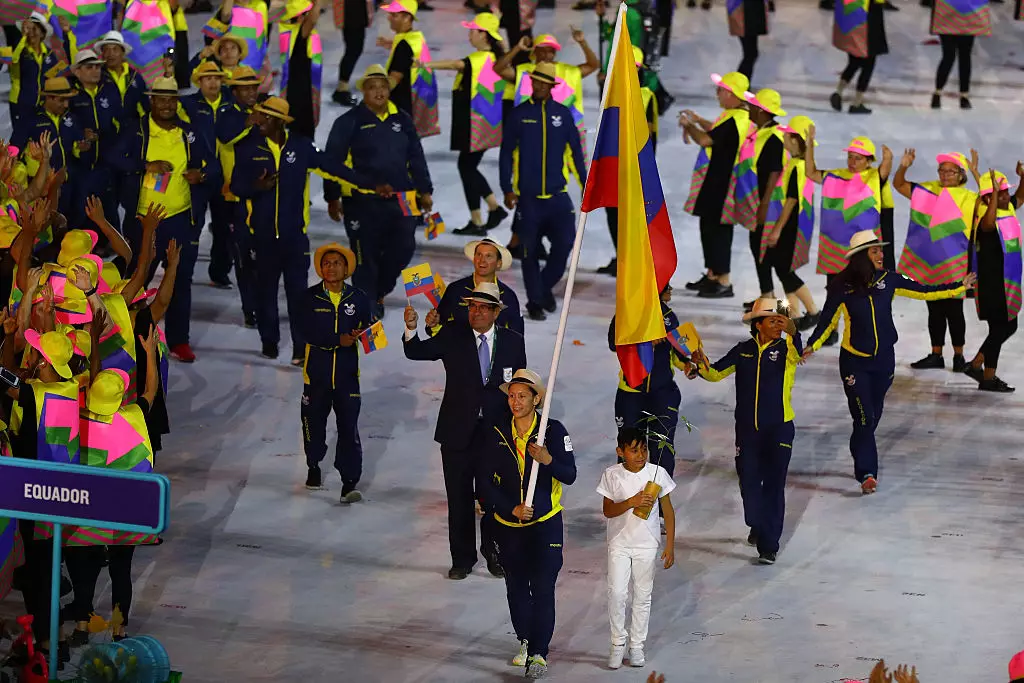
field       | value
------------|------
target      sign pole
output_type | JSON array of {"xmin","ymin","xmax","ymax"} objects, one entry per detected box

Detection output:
[{"xmin": 49, "ymin": 523, "xmax": 62, "ymax": 680}]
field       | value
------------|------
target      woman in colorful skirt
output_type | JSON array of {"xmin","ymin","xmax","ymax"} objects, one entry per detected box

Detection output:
[
  {"xmin": 963, "ymin": 169, "xmax": 1024, "ymax": 393},
  {"xmin": 929, "ymin": 0, "xmax": 990, "ymax": 109},
  {"xmin": 892, "ymin": 149, "xmax": 980, "ymax": 372},
  {"xmin": 679, "ymin": 71, "xmax": 755, "ymax": 299},
  {"xmin": 379, "ymin": 0, "xmax": 440, "ymax": 137},
  {"xmin": 829, "ymin": 0, "xmax": 888, "ymax": 114},
  {"xmin": 804, "ymin": 128, "xmax": 893, "ymax": 301},
  {"xmin": 804, "ymin": 230, "xmax": 975, "ymax": 495},
  {"xmin": 728, "ymin": 0, "xmax": 769, "ymax": 80},
  {"xmin": 430, "ymin": 13, "xmax": 506, "ymax": 236},
  {"xmin": 279, "ymin": 0, "xmax": 324, "ymax": 139},
  {"xmin": 761, "ymin": 115, "xmax": 820, "ymax": 330},
  {"xmin": 734, "ymin": 88, "xmax": 785, "ymax": 309}
]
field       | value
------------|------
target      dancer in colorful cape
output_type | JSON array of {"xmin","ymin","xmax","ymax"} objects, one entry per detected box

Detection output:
[
  {"xmin": 500, "ymin": 63, "xmax": 586, "ymax": 322},
  {"xmin": 430, "ymin": 12, "xmax": 507, "ymax": 236},
  {"xmin": 379, "ymin": 0, "xmax": 440, "ymax": 137},
  {"xmin": 734, "ymin": 88, "xmax": 785, "ymax": 309},
  {"xmin": 803, "ymin": 230, "xmax": 975, "ymax": 494},
  {"xmin": 216, "ymin": 66, "xmax": 263, "ymax": 328},
  {"xmin": 679, "ymin": 71, "xmax": 754, "ymax": 299},
  {"xmin": 279, "ymin": 0, "xmax": 324, "ymax": 139},
  {"xmin": 477, "ymin": 369, "xmax": 576, "ymax": 679},
  {"xmin": 829, "ymin": 0, "xmax": 888, "ymax": 114},
  {"xmin": 608, "ymin": 284, "xmax": 689, "ymax": 477},
  {"xmin": 893, "ymin": 149, "xmax": 980, "ymax": 372},
  {"xmin": 300, "ymin": 243, "xmax": 372, "ymax": 499},
  {"xmin": 804, "ymin": 128, "xmax": 893, "ymax": 303},
  {"xmin": 323, "ymin": 64, "xmax": 434, "ymax": 320},
  {"xmin": 760, "ymin": 115, "xmax": 820, "ymax": 330},
  {"xmin": 231, "ymin": 97, "xmax": 345, "ymax": 364},
  {"xmin": 201, "ymin": 0, "xmax": 270, "ymax": 73},
  {"xmin": 598, "ymin": 426, "xmax": 675, "ymax": 670},
  {"xmin": 427, "ymin": 237, "xmax": 524, "ymax": 335},
  {"xmin": 117, "ymin": 0, "xmax": 180, "ymax": 87},
  {"xmin": 929, "ymin": 0, "xmax": 989, "ymax": 109},
  {"xmin": 331, "ymin": 0, "xmax": 373, "ymax": 106},
  {"xmin": 728, "ymin": 0, "xmax": 769, "ymax": 79},
  {"xmin": 94, "ymin": 30, "xmax": 148, "ymax": 123},
  {"xmin": 179, "ymin": 61, "xmax": 235, "ymax": 290},
  {"xmin": 962, "ymin": 169, "xmax": 1024, "ymax": 393},
  {"xmin": 689, "ymin": 297, "xmax": 800, "ymax": 564}
]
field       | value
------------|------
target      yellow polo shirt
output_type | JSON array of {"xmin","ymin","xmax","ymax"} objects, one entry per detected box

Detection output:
[
  {"xmin": 138, "ymin": 117, "xmax": 190, "ymax": 218},
  {"xmin": 511, "ymin": 413, "xmax": 537, "ymax": 477}
]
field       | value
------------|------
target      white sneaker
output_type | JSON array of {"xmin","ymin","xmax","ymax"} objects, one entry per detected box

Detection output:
[
  {"xmin": 511, "ymin": 640, "xmax": 529, "ymax": 667},
  {"xmin": 628, "ymin": 647, "xmax": 646, "ymax": 667},
  {"xmin": 608, "ymin": 644, "xmax": 626, "ymax": 669},
  {"xmin": 525, "ymin": 654, "xmax": 548, "ymax": 678}
]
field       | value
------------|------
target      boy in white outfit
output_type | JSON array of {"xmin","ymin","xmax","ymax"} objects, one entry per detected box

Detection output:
[{"xmin": 596, "ymin": 426, "xmax": 676, "ymax": 670}]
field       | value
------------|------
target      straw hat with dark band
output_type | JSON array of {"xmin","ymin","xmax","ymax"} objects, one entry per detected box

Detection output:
[
  {"xmin": 227, "ymin": 65, "xmax": 261, "ymax": 86},
  {"xmin": 314, "ymin": 242, "xmax": 356, "ymax": 280},
  {"xmin": 529, "ymin": 62, "xmax": 557, "ymax": 85},
  {"xmin": 845, "ymin": 230, "xmax": 890, "ymax": 259},
  {"xmin": 41, "ymin": 78, "xmax": 76, "ymax": 98},
  {"xmin": 145, "ymin": 77, "xmax": 180, "ymax": 97},
  {"xmin": 461, "ymin": 282, "xmax": 505, "ymax": 309},
  {"xmin": 742, "ymin": 298, "xmax": 792, "ymax": 323},
  {"xmin": 500, "ymin": 369, "xmax": 546, "ymax": 402},
  {"xmin": 356, "ymin": 64, "xmax": 395, "ymax": 89},
  {"xmin": 212, "ymin": 34, "xmax": 249, "ymax": 61},
  {"xmin": 192, "ymin": 61, "xmax": 227, "ymax": 85},
  {"xmin": 254, "ymin": 96, "xmax": 294, "ymax": 123}
]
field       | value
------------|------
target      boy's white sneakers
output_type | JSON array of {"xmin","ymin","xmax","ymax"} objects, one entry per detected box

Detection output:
[
  {"xmin": 628, "ymin": 647, "xmax": 646, "ymax": 667},
  {"xmin": 608, "ymin": 644, "xmax": 626, "ymax": 669},
  {"xmin": 511, "ymin": 640, "xmax": 529, "ymax": 667}
]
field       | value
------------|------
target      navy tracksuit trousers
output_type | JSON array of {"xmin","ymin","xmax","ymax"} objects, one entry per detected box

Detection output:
[
  {"xmin": 344, "ymin": 194, "xmax": 416, "ymax": 305},
  {"xmin": 301, "ymin": 380, "xmax": 363, "ymax": 486},
  {"xmin": 199, "ymin": 194, "xmax": 234, "ymax": 283},
  {"xmin": 127, "ymin": 210, "xmax": 198, "ymax": 347},
  {"xmin": 614, "ymin": 384, "xmax": 682, "ymax": 476},
  {"xmin": 517, "ymin": 193, "xmax": 575, "ymax": 309},
  {"xmin": 496, "ymin": 513, "xmax": 564, "ymax": 659},
  {"xmin": 253, "ymin": 235, "xmax": 309, "ymax": 353},
  {"xmin": 838, "ymin": 352, "xmax": 894, "ymax": 483},
  {"xmin": 229, "ymin": 202, "xmax": 258, "ymax": 319},
  {"xmin": 735, "ymin": 421, "xmax": 794, "ymax": 555}
]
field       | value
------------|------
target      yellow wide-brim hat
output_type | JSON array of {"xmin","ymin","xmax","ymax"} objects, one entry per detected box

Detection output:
[
  {"xmin": 710, "ymin": 71, "xmax": 750, "ymax": 100},
  {"xmin": 25, "ymin": 329, "xmax": 74, "ymax": 379}
]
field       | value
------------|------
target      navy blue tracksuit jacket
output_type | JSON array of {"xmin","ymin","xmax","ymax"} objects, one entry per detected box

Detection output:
[
  {"xmin": 498, "ymin": 97, "xmax": 586, "ymax": 198},
  {"xmin": 301, "ymin": 281, "xmax": 373, "ymax": 388}
]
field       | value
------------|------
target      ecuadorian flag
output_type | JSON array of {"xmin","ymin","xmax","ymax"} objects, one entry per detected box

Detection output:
[
  {"xmin": 402, "ymin": 262, "xmax": 441, "ymax": 307},
  {"xmin": 580, "ymin": 9, "xmax": 676, "ymax": 388},
  {"xmin": 360, "ymin": 321, "xmax": 387, "ymax": 354}
]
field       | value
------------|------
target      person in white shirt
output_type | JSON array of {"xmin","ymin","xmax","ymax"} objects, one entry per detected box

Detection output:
[{"xmin": 596, "ymin": 427, "xmax": 676, "ymax": 670}]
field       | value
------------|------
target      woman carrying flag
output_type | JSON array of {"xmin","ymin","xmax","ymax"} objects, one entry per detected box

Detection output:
[
  {"xmin": 429, "ymin": 13, "xmax": 506, "ymax": 236},
  {"xmin": 892, "ymin": 149, "xmax": 980, "ymax": 372},
  {"xmin": 803, "ymin": 230, "xmax": 975, "ymax": 494},
  {"xmin": 760, "ymin": 115, "xmax": 820, "ymax": 330},
  {"xmin": 688, "ymin": 298, "xmax": 801, "ymax": 565},
  {"xmin": 963, "ymin": 168, "xmax": 1024, "ymax": 393},
  {"xmin": 299, "ymin": 242, "xmax": 373, "ymax": 500}
]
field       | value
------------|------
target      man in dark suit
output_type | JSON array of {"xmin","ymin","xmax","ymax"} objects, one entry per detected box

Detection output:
[{"xmin": 404, "ymin": 282, "xmax": 527, "ymax": 580}]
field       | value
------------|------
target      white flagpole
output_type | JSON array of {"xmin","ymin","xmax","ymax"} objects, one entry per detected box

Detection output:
[{"xmin": 524, "ymin": 1, "xmax": 629, "ymax": 508}]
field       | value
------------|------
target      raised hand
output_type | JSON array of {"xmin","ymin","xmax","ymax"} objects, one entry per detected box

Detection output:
[
  {"xmin": 571, "ymin": 25, "xmax": 585, "ymax": 43},
  {"xmin": 166, "ymin": 238, "xmax": 181, "ymax": 268},
  {"xmin": 899, "ymin": 148, "xmax": 915, "ymax": 169},
  {"xmin": 1016, "ymin": 160, "xmax": 1024, "ymax": 179},
  {"xmin": 140, "ymin": 202, "xmax": 167, "ymax": 233},
  {"xmin": 0, "ymin": 307, "xmax": 18, "ymax": 336},
  {"xmin": 516, "ymin": 35, "xmax": 532, "ymax": 51},
  {"xmin": 962, "ymin": 272, "xmax": 977, "ymax": 289},
  {"xmin": 892, "ymin": 664, "xmax": 919, "ymax": 683},
  {"xmin": 404, "ymin": 305, "xmax": 418, "ymax": 330},
  {"xmin": 85, "ymin": 195, "xmax": 106, "ymax": 227},
  {"xmin": 868, "ymin": 660, "xmax": 892, "ymax": 683},
  {"xmin": 881, "ymin": 145, "xmax": 893, "ymax": 163},
  {"xmin": 968, "ymin": 148, "xmax": 980, "ymax": 176},
  {"xmin": 70, "ymin": 264, "xmax": 92, "ymax": 292},
  {"xmin": 139, "ymin": 323, "xmax": 158, "ymax": 356}
]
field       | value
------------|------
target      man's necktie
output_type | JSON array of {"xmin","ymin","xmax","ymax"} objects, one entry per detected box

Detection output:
[{"xmin": 478, "ymin": 334, "xmax": 490, "ymax": 384}]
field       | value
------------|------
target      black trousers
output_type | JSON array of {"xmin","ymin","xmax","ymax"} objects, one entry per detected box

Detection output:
[
  {"xmin": 18, "ymin": 524, "xmax": 52, "ymax": 642},
  {"xmin": 457, "ymin": 151, "xmax": 493, "ymax": 212},
  {"xmin": 700, "ymin": 215, "xmax": 734, "ymax": 275},
  {"xmin": 301, "ymin": 381, "xmax": 362, "ymax": 486},
  {"xmin": 979, "ymin": 317, "xmax": 1018, "ymax": 369},
  {"xmin": 63, "ymin": 546, "xmax": 137, "ymax": 626},
  {"xmin": 441, "ymin": 426, "xmax": 496, "ymax": 570},
  {"xmin": 606, "ymin": 207, "xmax": 619, "ymax": 253},
  {"xmin": 935, "ymin": 35, "xmax": 974, "ymax": 93},
  {"xmin": 497, "ymin": 514, "xmax": 563, "ymax": 658},
  {"xmin": 750, "ymin": 227, "xmax": 774, "ymax": 293},
  {"xmin": 339, "ymin": 23, "xmax": 366, "ymax": 83},
  {"xmin": 345, "ymin": 195, "xmax": 417, "ymax": 303},
  {"xmin": 764, "ymin": 246, "xmax": 805, "ymax": 293},
  {"xmin": 926, "ymin": 298, "xmax": 966, "ymax": 348},
  {"xmin": 739, "ymin": 35, "xmax": 759, "ymax": 80},
  {"xmin": 840, "ymin": 54, "xmax": 877, "ymax": 92}
]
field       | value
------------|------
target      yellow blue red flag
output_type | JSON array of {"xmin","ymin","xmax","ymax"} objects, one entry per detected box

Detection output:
[
  {"xmin": 580, "ymin": 14, "xmax": 676, "ymax": 388},
  {"xmin": 402, "ymin": 262, "xmax": 441, "ymax": 307},
  {"xmin": 360, "ymin": 321, "xmax": 388, "ymax": 354}
]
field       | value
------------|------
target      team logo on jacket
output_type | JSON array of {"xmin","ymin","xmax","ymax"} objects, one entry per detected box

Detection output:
[
  {"xmin": 62, "ymin": 116, "xmax": 73, "ymax": 128},
  {"xmin": 768, "ymin": 350, "xmax": 779, "ymax": 362},
  {"xmin": 615, "ymin": 416, "xmax": 624, "ymax": 427},
  {"xmin": 186, "ymin": 131, "xmax": 196, "ymax": 144},
  {"xmin": 844, "ymin": 374, "xmax": 856, "ymax": 387},
  {"xmin": 285, "ymin": 150, "xmax": 297, "ymax": 164},
  {"xmin": 391, "ymin": 122, "xmax": 402, "ymax": 133},
  {"xmin": 343, "ymin": 303, "xmax": 355, "ymax": 316},
  {"xmin": 349, "ymin": 220, "xmax": 360, "ymax": 232},
  {"xmin": 503, "ymin": 367, "xmax": 513, "ymax": 382},
  {"xmin": 551, "ymin": 115, "xmax": 562, "ymax": 127},
  {"xmin": 99, "ymin": 97, "xmax": 109, "ymax": 109},
  {"xmin": 563, "ymin": 435, "xmax": 573, "ymax": 451},
  {"xmin": 875, "ymin": 280, "xmax": 886, "ymax": 290}
]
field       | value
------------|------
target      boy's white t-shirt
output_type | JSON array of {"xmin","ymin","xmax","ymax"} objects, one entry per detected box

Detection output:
[{"xmin": 596, "ymin": 462, "xmax": 676, "ymax": 550}]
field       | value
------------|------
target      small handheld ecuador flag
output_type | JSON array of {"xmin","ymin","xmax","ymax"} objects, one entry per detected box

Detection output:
[
  {"xmin": 402, "ymin": 263, "xmax": 442, "ymax": 307},
  {"xmin": 396, "ymin": 191, "xmax": 420, "ymax": 217},
  {"xmin": 667, "ymin": 321, "xmax": 701, "ymax": 357},
  {"xmin": 425, "ymin": 212, "xmax": 445, "ymax": 240},
  {"xmin": 143, "ymin": 172, "xmax": 171, "ymax": 194},
  {"xmin": 581, "ymin": 10, "xmax": 676, "ymax": 388},
  {"xmin": 360, "ymin": 321, "xmax": 388, "ymax": 354}
]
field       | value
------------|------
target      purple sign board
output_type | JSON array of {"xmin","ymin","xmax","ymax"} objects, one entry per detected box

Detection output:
[{"xmin": 0, "ymin": 458, "xmax": 169, "ymax": 534}]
